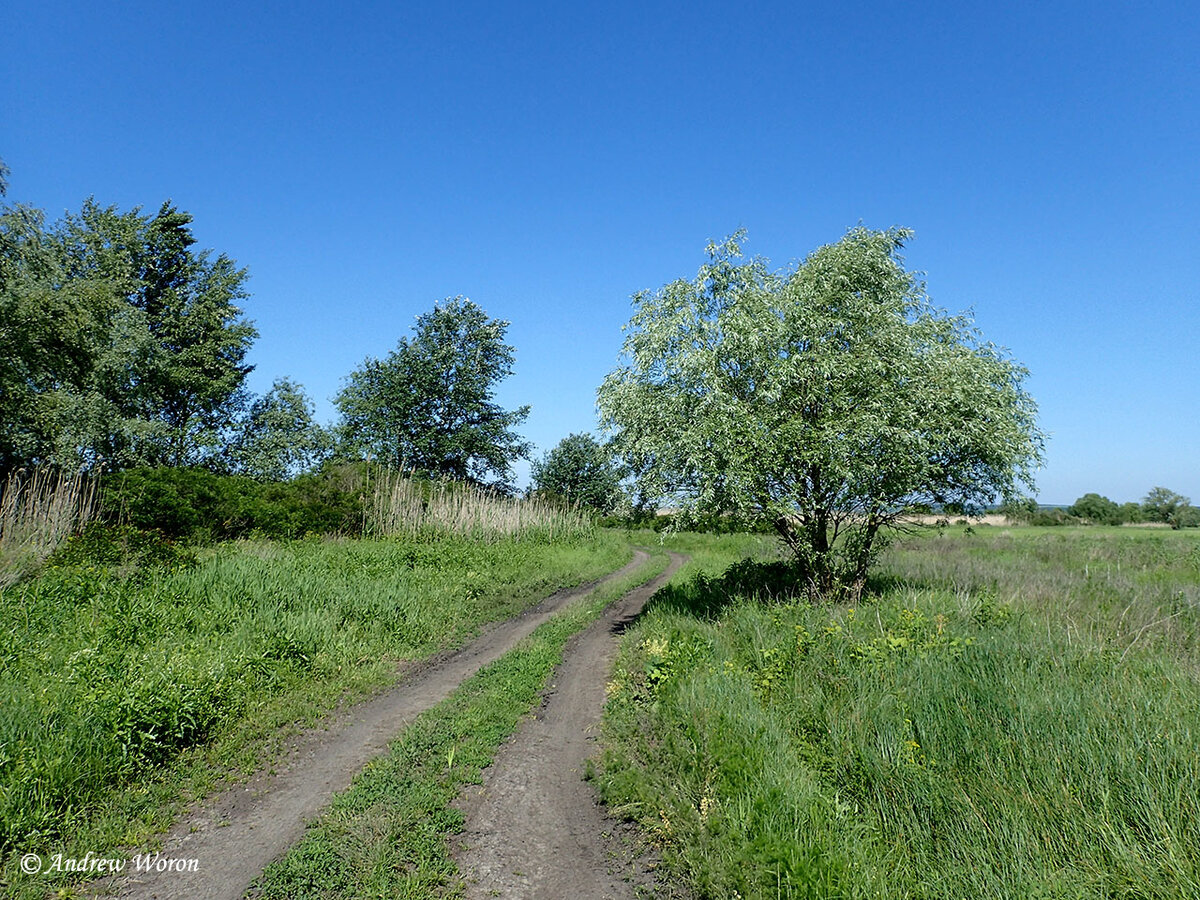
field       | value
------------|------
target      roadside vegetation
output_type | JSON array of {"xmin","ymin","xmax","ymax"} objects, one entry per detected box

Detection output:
[
  {"xmin": 0, "ymin": 522, "xmax": 627, "ymax": 890},
  {"xmin": 252, "ymin": 544, "xmax": 676, "ymax": 900},
  {"xmin": 596, "ymin": 525, "xmax": 1200, "ymax": 898}
]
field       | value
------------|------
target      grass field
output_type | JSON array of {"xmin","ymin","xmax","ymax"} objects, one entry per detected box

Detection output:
[
  {"xmin": 597, "ymin": 526, "xmax": 1200, "ymax": 898},
  {"xmin": 0, "ymin": 528, "xmax": 628, "ymax": 890}
]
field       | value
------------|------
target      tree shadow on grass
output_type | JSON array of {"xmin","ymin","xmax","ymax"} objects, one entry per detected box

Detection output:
[
  {"xmin": 638, "ymin": 557, "xmax": 810, "ymax": 622},
  {"xmin": 633, "ymin": 560, "xmax": 949, "ymax": 629}
]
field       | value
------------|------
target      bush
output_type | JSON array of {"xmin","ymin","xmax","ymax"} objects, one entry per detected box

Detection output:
[
  {"xmin": 47, "ymin": 523, "xmax": 196, "ymax": 572},
  {"xmin": 98, "ymin": 466, "xmax": 367, "ymax": 544}
]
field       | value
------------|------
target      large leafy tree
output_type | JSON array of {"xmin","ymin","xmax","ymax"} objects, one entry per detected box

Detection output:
[
  {"xmin": 1142, "ymin": 487, "xmax": 1193, "ymax": 528},
  {"xmin": 1068, "ymin": 493, "xmax": 1121, "ymax": 525},
  {"xmin": 598, "ymin": 228, "xmax": 1044, "ymax": 599},
  {"xmin": 0, "ymin": 198, "xmax": 256, "ymax": 473},
  {"xmin": 229, "ymin": 377, "xmax": 332, "ymax": 481},
  {"xmin": 531, "ymin": 432, "xmax": 621, "ymax": 513},
  {"xmin": 335, "ymin": 297, "xmax": 531, "ymax": 487}
]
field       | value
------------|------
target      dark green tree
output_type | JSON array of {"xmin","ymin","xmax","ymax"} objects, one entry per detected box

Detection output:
[
  {"xmin": 531, "ymin": 433, "xmax": 621, "ymax": 513},
  {"xmin": 335, "ymin": 297, "xmax": 531, "ymax": 487},
  {"xmin": 1117, "ymin": 501, "xmax": 1144, "ymax": 524},
  {"xmin": 1140, "ymin": 487, "xmax": 1198, "ymax": 529},
  {"xmin": 0, "ymin": 198, "xmax": 257, "ymax": 473},
  {"xmin": 229, "ymin": 378, "xmax": 332, "ymax": 481},
  {"xmin": 1068, "ymin": 493, "xmax": 1121, "ymax": 525},
  {"xmin": 1142, "ymin": 487, "xmax": 1190, "ymax": 526},
  {"xmin": 57, "ymin": 200, "xmax": 258, "ymax": 467}
]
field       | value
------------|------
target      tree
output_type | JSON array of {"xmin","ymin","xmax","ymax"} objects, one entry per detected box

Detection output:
[
  {"xmin": 531, "ymin": 432, "xmax": 621, "ymax": 513},
  {"xmin": 0, "ymin": 198, "xmax": 256, "ymax": 473},
  {"xmin": 229, "ymin": 378, "xmax": 332, "ymax": 481},
  {"xmin": 1142, "ymin": 487, "xmax": 1193, "ymax": 528},
  {"xmin": 335, "ymin": 297, "xmax": 531, "ymax": 487},
  {"xmin": 1068, "ymin": 493, "xmax": 1120, "ymax": 525},
  {"xmin": 598, "ymin": 228, "xmax": 1044, "ymax": 600},
  {"xmin": 56, "ymin": 200, "xmax": 258, "ymax": 467},
  {"xmin": 1117, "ymin": 501, "xmax": 1144, "ymax": 524}
]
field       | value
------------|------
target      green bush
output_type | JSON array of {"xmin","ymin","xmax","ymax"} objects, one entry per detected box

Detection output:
[
  {"xmin": 47, "ymin": 523, "xmax": 196, "ymax": 572},
  {"xmin": 98, "ymin": 466, "xmax": 366, "ymax": 543}
]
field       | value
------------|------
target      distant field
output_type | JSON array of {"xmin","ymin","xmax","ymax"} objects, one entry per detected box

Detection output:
[{"xmin": 598, "ymin": 526, "xmax": 1200, "ymax": 898}]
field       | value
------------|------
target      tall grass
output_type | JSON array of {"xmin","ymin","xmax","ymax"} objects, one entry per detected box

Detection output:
[
  {"xmin": 0, "ymin": 531, "xmax": 627, "ymax": 860},
  {"xmin": 0, "ymin": 469, "xmax": 96, "ymax": 586},
  {"xmin": 881, "ymin": 526, "xmax": 1200, "ymax": 665},
  {"xmin": 597, "ymin": 527, "xmax": 1200, "ymax": 898},
  {"xmin": 367, "ymin": 471, "xmax": 594, "ymax": 542}
]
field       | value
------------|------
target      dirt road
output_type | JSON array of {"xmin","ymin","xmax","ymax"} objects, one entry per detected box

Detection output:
[
  {"xmin": 453, "ymin": 551, "xmax": 687, "ymax": 899},
  {"xmin": 100, "ymin": 551, "xmax": 651, "ymax": 900}
]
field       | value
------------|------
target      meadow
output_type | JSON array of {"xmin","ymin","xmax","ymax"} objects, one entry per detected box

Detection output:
[
  {"xmin": 597, "ymin": 526, "xmax": 1200, "ymax": 899},
  {"xmin": 0, "ymin": 524, "xmax": 628, "ymax": 881}
]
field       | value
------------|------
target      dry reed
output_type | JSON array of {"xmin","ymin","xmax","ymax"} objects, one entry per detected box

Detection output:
[
  {"xmin": 366, "ymin": 471, "xmax": 592, "ymax": 542},
  {"xmin": 0, "ymin": 469, "xmax": 97, "ymax": 586}
]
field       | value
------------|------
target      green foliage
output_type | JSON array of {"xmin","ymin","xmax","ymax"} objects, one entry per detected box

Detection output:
[
  {"xmin": 598, "ymin": 228, "xmax": 1044, "ymax": 600},
  {"xmin": 47, "ymin": 522, "xmax": 196, "ymax": 572},
  {"xmin": 598, "ymin": 529, "xmax": 1200, "ymax": 898},
  {"xmin": 998, "ymin": 496, "xmax": 1038, "ymax": 523},
  {"xmin": 99, "ymin": 466, "xmax": 364, "ymax": 542},
  {"xmin": 1118, "ymin": 501, "xmax": 1145, "ymax": 524},
  {"xmin": 254, "ymin": 547, "xmax": 668, "ymax": 900},
  {"xmin": 1026, "ymin": 506, "xmax": 1079, "ymax": 526},
  {"xmin": 530, "ymin": 432, "xmax": 621, "ymax": 513},
  {"xmin": 0, "ymin": 531, "xmax": 629, "ymax": 856},
  {"xmin": 335, "ymin": 297, "xmax": 531, "ymax": 488},
  {"xmin": 228, "ymin": 377, "xmax": 332, "ymax": 481},
  {"xmin": 0, "ymin": 198, "xmax": 257, "ymax": 473},
  {"xmin": 1068, "ymin": 492, "xmax": 1120, "ymax": 524},
  {"xmin": 1142, "ymin": 486, "xmax": 1197, "ymax": 529},
  {"xmin": 1174, "ymin": 505, "xmax": 1200, "ymax": 529}
]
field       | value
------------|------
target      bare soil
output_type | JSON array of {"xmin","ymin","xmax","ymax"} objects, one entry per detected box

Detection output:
[
  {"xmin": 453, "ymin": 551, "xmax": 688, "ymax": 900},
  {"xmin": 93, "ymin": 551, "xmax": 650, "ymax": 900}
]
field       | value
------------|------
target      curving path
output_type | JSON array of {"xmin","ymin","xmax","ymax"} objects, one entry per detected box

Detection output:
[{"xmin": 98, "ymin": 551, "xmax": 652, "ymax": 900}]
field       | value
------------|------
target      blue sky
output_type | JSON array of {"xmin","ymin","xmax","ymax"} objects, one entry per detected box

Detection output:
[{"xmin": 3, "ymin": 0, "xmax": 1197, "ymax": 503}]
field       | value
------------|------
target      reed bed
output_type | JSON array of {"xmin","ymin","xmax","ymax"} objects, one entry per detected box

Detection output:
[
  {"xmin": 0, "ymin": 469, "xmax": 97, "ymax": 586},
  {"xmin": 367, "ymin": 471, "xmax": 593, "ymax": 542}
]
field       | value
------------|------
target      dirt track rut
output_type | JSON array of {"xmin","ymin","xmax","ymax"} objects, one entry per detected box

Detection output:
[
  {"xmin": 100, "ymin": 551, "xmax": 651, "ymax": 900},
  {"xmin": 454, "ymin": 551, "xmax": 687, "ymax": 899}
]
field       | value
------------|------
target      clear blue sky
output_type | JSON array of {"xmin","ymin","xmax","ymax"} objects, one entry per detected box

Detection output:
[{"xmin": 4, "ymin": 0, "xmax": 1197, "ymax": 504}]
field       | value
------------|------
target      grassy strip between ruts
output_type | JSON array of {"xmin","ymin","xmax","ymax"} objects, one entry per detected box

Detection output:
[
  {"xmin": 1, "ymin": 531, "xmax": 631, "ymax": 899},
  {"xmin": 596, "ymin": 526, "xmax": 1200, "ymax": 899},
  {"xmin": 250, "ymin": 545, "xmax": 674, "ymax": 900}
]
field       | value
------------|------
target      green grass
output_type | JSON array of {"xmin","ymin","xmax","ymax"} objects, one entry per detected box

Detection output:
[
  {"xmin": 251, "ymin": 545, "xmax": 673, "ymax": 900},
  {"xmin": 596, "ymin": 526, "xmax": 1200, "ymax": 899},
  {"xmin": 0, "ymin": 530, "xmax": 629, "ymax": 895}
]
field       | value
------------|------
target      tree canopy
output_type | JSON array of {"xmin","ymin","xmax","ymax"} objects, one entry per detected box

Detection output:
[
  {"xmin": 598, "ymin": 228, "xmax": 1044, "ymax": 599},
  {"xmin": 334, "ymin": 297, "xmax": 531, "ymax": 488},
  {"xmin": 530, "ymin": 432, "xmax": 621, "ymax": 513},
  {"xmin": 0, "ymin": 198, "xmax": 256, "ymax": 474},
  {"xmin": 1068, "ymin": 493, "xmax": 1121, "ymax": 525},
  {"xmin": 229, "ymin": 377, "xmax": 332, "ymax": 481}
]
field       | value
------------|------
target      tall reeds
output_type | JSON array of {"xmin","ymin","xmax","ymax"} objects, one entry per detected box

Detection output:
[
  {"xmin": 0, "ymin": 469, "xmax": 97, "ymax": 586},
  {"xmin": 366, "ymin": 471, "xmax": 593, "ymax": 542}
]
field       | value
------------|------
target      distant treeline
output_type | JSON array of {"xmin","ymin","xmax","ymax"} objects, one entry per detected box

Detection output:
[{"xmin": 1000, "ymin": 487, "xmax": 1199, "ymax": 529}]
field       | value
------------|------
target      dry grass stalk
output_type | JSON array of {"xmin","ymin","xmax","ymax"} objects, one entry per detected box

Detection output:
[
  {"xmin": 0, "ymin": 469, "xmax": 97, "ymax": 586},
  {"xmin": 367, "ymin": 470, "xmax": 591, "ymax": 542}
]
